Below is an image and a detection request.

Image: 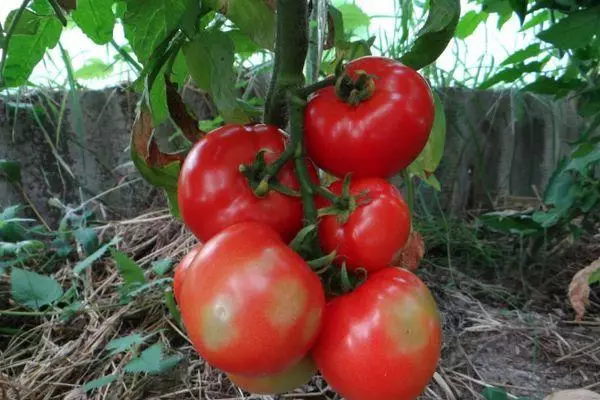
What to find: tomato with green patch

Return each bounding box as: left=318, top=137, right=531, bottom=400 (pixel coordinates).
left=227, top=356, right=316, bottom=394
left=173, top=243, right=202, bottom=303
left=311, top=267, right=442, bottom=400
left=178, top=124, right=317, bottom=243
left=317, top=178, right=411, bottom=273
left=179, top=222, right=325, bottom=376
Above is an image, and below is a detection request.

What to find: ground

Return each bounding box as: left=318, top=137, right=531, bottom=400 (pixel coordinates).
left=0, top=209, right=599, bottom=400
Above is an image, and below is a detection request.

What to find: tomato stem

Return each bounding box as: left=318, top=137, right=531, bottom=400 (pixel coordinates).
left=298, top=76, right=336, bottom=98
left=264, top=0, right=310, bottom=128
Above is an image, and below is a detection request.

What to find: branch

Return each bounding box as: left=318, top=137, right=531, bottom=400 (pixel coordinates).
left=264, top=0, right=309, bottom=127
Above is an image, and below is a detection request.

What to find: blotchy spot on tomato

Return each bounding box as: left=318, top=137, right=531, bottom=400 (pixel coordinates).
left=267, top=279, right=308, bottom=329
left=201, top=294, right=237, bottom=351
left=384, top=295, right=430, bottom=353
left=244, top=247, right=282, bottom=274
left=302, top=308, right=322, bottom=344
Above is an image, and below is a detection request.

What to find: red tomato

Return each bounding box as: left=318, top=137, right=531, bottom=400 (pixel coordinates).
left=305, top=56, right=435, bottom=178
left=173, top=243, right=203, bottom=303
left=179, top=222, right=325, bottom=376
left=317, top=178, right=411, bottom=273
left=311, top=268, right=442, bottom=400
left=178, top=124, right=316, bottom=243
left=227, top=356, right=316, bottom=395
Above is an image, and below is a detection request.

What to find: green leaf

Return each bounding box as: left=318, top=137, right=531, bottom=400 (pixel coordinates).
left=73, top=236, right=120, bottom=275
left=124, top=343, right=183, bottom=374
left=590, top=268, right=600, bottom=285
left=544, top=159, right=576, bottom=208
left=479, top=61, right=545, bottom=89
left=106, top=333, right=146, bottom=355
left=31, top=0, right=54, bottom=15
left=74, top=58, right=114, bottom=80
left=328, top=5, right=345, bottom=48
left=6, top=9, right=41, bottom=35
left=129, top=278, right=173, bottom=297
left=130, top=147, right=181, bottom=191
left=121, top=0, right=187, bottom=64
left=73, top=227, right=99, bottom=255
left=566, top=145, right=600, bottom=172
left=1, top=10, right=62, bottom=88
left=111, top=249, right=146, bottom=295
left=509, top=0, right=527, bottom=25
left=520, top=11, right=549, bottom=31
left=203, top=0, right=275, bottom=50
left=500, top=43, right=542, bottom=66
left=532, top=207, right=569, bottom=228
left=522, top=76, right=584, bottom=97
left=82, top=374, right=118, bottom=392
left=151, top=258, right=173, bottom=276
left=166, top=188, right=181, bottom=219
left=455, top=11, right=488, bottom=40
left=179, top=0, right=203, bottom=39
left=337, top=4, right=370, bottom=32
left=399, top=0, right=461, bottom=70
left=71, top=0, right=115, bottom=44
left=226, top=29, right=261, bottom=58
left=537, top=7, right=600, bottom=49
left=183, top=30, right=250, bottom=123
left=11, top=267, right=64, bottom=310
left=0, top=159, right=22, bottom=184
left=479, top=211, right=542, bottom=236
left=164, top=290, right=182, bottom=327
left=407, top=91, right=446, bottom=188
left=481, top=0, right=513, bottom=29
left=482, top=387, right=509, bottom=400
left=0, top=240, right=45, bottom=257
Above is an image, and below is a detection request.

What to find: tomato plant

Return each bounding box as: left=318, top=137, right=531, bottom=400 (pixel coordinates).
left=317, top=178, right=411, bottom=273
left=227, top=356, right=316, bottom=395
left=178, top=124, right=316, bottom=243
left=311, top=267, right=442, bottom=400
left=304, top=56, right=436, bottom=179
left=172, top=243, right=202, bottom=303
left=178, top=222, right=325, bottom=376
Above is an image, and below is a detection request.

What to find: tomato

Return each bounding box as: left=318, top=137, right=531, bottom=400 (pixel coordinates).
left=227, top=356, right=316, bottom=395
left=305, top=56, right=435, bottom=178
left=178, top=222, right=325, bottom=376
left=317, top=178, right=411, bottom=273
left=311, top=268, right=441, bottom=400
left=173, top=243, right=203, bottom=303
left=178, top=124, right=316, bottom=243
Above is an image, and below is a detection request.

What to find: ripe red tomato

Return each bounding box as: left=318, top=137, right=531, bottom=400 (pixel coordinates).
left=311, top=268, right=442, bottom=400
left=179, top=222, right=325, bottom=376
left=317, top=178, right=411, bottom=273
left=305, top=56, right=435, bottom=178
left=227, top=356, right=316, bottom=395
left=173, top=243, right=202, bottom=303
left=178, top=124, right=316, bottom=243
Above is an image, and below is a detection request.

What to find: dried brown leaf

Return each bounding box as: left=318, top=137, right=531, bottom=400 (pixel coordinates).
left=166, top=79, right=204, bottom=143
left=399, top=230, right=426, bottom=272
left=568, top=257, right=600, bottom=321
left=131, top=109, right=184, bottom=168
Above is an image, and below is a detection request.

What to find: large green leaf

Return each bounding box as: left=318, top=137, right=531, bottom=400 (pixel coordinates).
left=481, top=0, right=513, bottom=29
left=183, top=30, right=250, bottom=124
left=111, top=249, right=146, bottom=296
left=508, top=0, right=527, bottom=25
left=455, top=10, right=488, bottom=40
left=124, top=343, right=184, bottom=374
left=407, top=91, right=446, bottom=190
left=1, top=9, right=62, bottom=88
left=479, top=211, right=542, bottom=236
left=337, top=4, right=370, bottom=32
left=522, top=76, right=584, bottom=97
left=121, top=0, right=187, bottom=64
left=399, top=0, right=460, bottom=70
left=203, top=0, right=275, bottom=50
left=11, top=267, right=64, bottom=310
left=500, top=43, right=542, bottom=66
left=71, top=0, right=115, bottom=44
left=537, top=7, right=600, bottom=49
left=520, top=11, right=549, bottom=31
left=479, top=61, right=545, bottom=89
left=74, top=58, right=114, bottom=80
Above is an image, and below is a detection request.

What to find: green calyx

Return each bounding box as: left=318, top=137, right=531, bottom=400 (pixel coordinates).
left=335, top=69, right=377, bottom=106
left=239, top=149, right=299, bottom=198
left=316, top=175, right=371, bottom=224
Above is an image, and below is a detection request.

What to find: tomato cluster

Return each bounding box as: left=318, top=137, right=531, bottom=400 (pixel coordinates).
left=173, top=56, right=441, bottom=400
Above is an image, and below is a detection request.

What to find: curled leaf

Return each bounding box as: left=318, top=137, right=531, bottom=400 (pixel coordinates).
left=398, top=230, right=426, bottom=272
left=568, top=257, right=600, bottom=321
left=166, top=78, right=204, bottom=143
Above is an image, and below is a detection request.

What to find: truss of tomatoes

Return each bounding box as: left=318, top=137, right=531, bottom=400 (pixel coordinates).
left=173, top=57, right=441, bottom=400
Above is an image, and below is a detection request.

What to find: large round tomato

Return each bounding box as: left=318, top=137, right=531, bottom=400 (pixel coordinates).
left=311, top=268, right=442, bottom=400
left=317, top=178, right=411, bottom=273
left=227, top=356, right=316, bottom=395
left=178, top=124, right=316, bottom=243
left=179, top=222, right=325, bottom=376
left=305, top=56, right=435, bottom=178
left=173, top=243, right=202, bottom=303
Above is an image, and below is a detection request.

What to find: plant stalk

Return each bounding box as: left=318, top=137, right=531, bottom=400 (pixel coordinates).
left=402, top=170, right=415, bottom=216
left=264, top=0, right=309, bottom=128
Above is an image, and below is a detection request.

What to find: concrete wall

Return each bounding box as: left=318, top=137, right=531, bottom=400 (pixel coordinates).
left=0, top=87, right=586, bottom=226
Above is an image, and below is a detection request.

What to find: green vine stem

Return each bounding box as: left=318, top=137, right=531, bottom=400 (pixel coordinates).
left=402, top=170, right=415, bottom=217
left=0, top=0, right=31, bottom=88
left=264, top=0, right=309, bottom=128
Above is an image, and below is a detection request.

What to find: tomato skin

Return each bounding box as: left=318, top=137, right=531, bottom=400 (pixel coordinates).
left=311, top=268, right=442, bottom=400
left=317, top=178, right=411, bottom=273
left=305, top=56, right=435, bottom=178
left=227, top=356, right=316, bottom=395
left=179, top=222, right=325, bottom=376
left=178, top=124, right=316, bottom=243
left=173, top=243, right=203, bottom=303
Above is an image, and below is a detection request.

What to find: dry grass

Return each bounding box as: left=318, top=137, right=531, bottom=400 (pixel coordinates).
left=1, top=210, right=599, bottom=400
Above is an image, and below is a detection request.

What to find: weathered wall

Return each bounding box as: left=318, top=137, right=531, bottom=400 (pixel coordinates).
left=0, top=87, right=586, bottom=226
